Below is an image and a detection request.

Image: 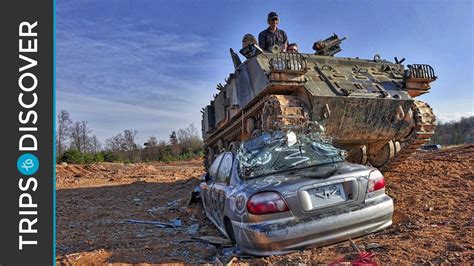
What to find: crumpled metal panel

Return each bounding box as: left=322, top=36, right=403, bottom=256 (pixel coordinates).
left=236, top=131, right=346, bottom=179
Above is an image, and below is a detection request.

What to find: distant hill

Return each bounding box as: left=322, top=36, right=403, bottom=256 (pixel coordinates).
left=430, top=116, right=474, bottom=145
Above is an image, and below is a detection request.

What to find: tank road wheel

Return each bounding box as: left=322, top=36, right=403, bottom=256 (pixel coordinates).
left=380, top=101, right=436, bottom=172
left=261, top=97, right=282, bottom=130
left=251, top=129, right=261, bottom=138
left=393, top=140, right=401, bottom=155
left=368, top=140, right=396, bottom=168
left=217, top=139, right=224, bottom=152
left=228, top=142, right=239, bottom=153
left=346, top=146, right=368, bottom=165
left=260, top=95, right=309, bottom=131
left=246, top=118, right=255, bottom=134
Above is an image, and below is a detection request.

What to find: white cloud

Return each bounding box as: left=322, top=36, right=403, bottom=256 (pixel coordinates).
left=57, top=91, right=203, bottom=143
left=56, top=14, right=224, bottom=143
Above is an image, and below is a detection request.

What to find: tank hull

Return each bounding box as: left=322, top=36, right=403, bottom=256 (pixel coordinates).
left=201, top=51, right=437, bottom=169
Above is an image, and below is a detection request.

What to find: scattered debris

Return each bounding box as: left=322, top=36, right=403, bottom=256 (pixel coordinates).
left=214, top=247, right=241, bottom=265
left=125, top=219, right=183, bottom=228
left=171, top=218, right=183, bottom=227
left=147, top=206, right=170, bottom=215
left=215, top=256, right=238, bottom=266
left=189, top=186, right=201, bottom=205
left=365, top=243, right=385, bottom=250
left=187, top=223, right=200, bottom=235
left=191, top=236, right=234, bottom=247
left=167, top=199, right=181, bottom=208
left=329, top=239, right=377, bottom=266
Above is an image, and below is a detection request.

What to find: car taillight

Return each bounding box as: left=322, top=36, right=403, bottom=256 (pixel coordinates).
left=367, top=170, right=385, bottom=192
left=247, top=191, right=289, bottom=215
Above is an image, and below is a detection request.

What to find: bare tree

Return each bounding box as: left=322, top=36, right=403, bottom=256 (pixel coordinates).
left=169, top=131, right=180, bottom=155
left=119, top=129, right=139, bottom=162
left=70, top=121, right=82, bottom=152
left=431, top=116, right=474, bottom=145
left=177, top=124, right=202, bottom=152
left=104, top=129, right=140, bottom=162
left=70, top=121, right=92, bottom=153
left=143, top=135, right=158, bottom=160
left=56, top=109, right=72, bottom=157
left=105, top=133, right=124, bottom=153
left=158, top=140, right=167, bottom=147
left=90, top=135, right=102, bottom=153
left=81, top=121, right=93, bottom=152
left=144, top=135, right=158, bottom=149
left=122, top=129, right=139, bottom=151
left=169, top=131, right=178, bottom=145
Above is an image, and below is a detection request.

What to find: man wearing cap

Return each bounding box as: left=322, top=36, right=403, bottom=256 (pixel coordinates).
left=258, top=12, right=289, bottom=52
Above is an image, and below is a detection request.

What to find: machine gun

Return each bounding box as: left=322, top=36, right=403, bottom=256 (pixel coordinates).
left=313, top=34, right=347, bottom=56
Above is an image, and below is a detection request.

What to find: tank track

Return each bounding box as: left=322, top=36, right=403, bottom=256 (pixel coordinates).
left=381, top=100, right=436, bottom=172
left=205, top=97, right=267, bottom=149
left=206, top=97, right=435, bottom=172
left=204, top=97, right=268, bottom=168
left=261, top=95, right=308, bottom=130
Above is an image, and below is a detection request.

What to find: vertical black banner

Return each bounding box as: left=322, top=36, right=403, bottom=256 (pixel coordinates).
left=0, top=0, right=54, bottom=265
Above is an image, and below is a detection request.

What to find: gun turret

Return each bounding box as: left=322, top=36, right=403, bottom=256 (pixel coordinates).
left=313, top=34, right=347, bottom=57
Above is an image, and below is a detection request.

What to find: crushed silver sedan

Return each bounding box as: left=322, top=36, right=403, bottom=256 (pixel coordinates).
left=199, top=132, right=393, bottom=256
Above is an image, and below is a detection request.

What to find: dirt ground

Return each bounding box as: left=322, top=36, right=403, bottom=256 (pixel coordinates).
left=56, top=145, right=474, bottom=264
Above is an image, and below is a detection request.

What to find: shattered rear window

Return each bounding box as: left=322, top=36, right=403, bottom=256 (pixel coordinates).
left=236, top=131, right=346, bottom=179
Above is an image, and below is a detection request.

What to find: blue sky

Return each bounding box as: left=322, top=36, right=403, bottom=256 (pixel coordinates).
left=57, top=0, right=473, bottom=143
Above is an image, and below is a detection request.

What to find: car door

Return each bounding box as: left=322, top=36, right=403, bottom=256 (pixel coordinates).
left=211, top=152, right=234, bottom=230
left=201, top=154, right=223, bottom=221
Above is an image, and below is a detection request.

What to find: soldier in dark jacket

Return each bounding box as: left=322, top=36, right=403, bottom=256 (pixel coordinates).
left=258, top=12, right=289, bottom=52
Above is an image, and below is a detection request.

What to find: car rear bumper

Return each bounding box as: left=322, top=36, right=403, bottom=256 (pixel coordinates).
left=231, top=195, right=394, bottom=256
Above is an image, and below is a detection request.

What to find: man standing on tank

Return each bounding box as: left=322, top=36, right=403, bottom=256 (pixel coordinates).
left=258, top=12, right=289, bottom=52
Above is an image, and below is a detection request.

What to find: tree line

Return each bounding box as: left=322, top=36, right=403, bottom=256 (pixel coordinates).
left=56, top=110, right=203, bottom=164
left=430, top=116, right=474, bottom=146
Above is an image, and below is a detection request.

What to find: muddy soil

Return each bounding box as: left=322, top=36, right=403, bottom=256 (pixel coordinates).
left=56, top=146, right=474, bottom=264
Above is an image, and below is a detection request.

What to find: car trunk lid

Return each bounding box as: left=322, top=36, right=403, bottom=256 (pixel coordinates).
left=246, top=163, right=370, bottom=219
left=292, top=163, right=370, bottom=218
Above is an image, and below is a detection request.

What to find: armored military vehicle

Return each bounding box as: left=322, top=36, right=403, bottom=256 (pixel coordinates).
left=201, top=34, right=437, bottom=170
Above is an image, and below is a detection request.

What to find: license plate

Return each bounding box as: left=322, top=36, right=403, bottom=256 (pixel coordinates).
left=311, top=183, right=346, bottom=207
